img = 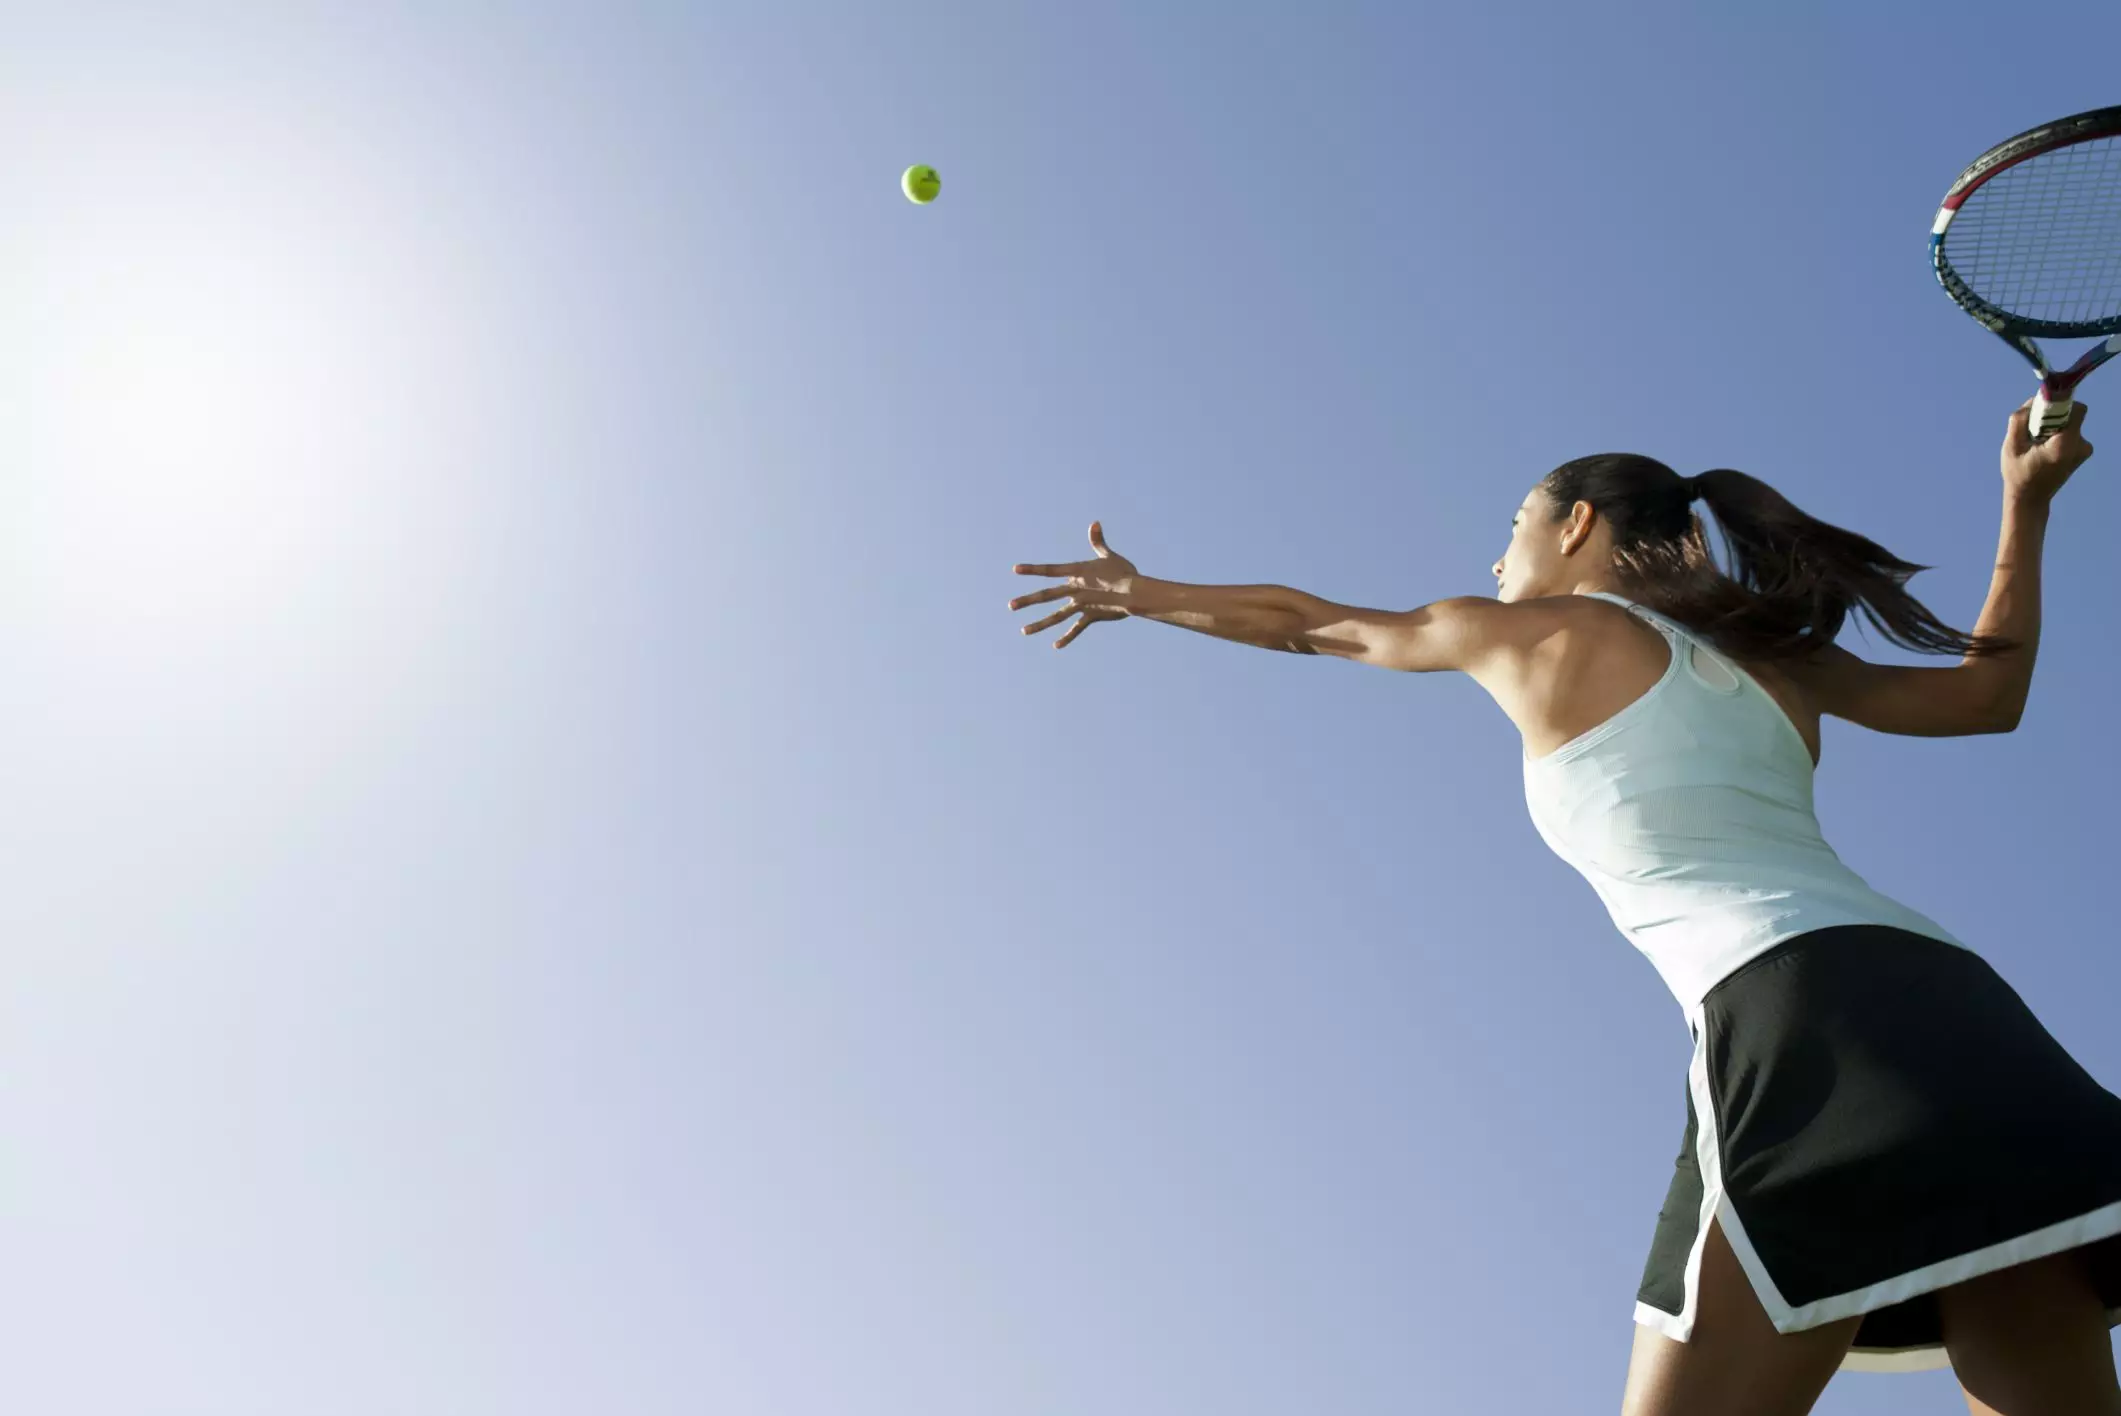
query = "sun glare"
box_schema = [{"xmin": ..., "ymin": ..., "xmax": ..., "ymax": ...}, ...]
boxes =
[{"xmin": 27, "ymin": 110, "xmax": 383, "ymax": 642}]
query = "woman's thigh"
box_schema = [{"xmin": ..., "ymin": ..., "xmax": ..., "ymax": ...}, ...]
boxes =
[
  {"xmin": 1621, "ymin": 1218, "xmax": 1860, "ymax": 1416},
  {"xmin": 1940, "ymin": 1247, "xmax": 2121, "ymax": 1416}
]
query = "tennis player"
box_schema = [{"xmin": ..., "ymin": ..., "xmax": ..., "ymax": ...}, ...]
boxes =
[{"xmin": 1010, "ymin": 400, "xmax": 2118, "ymax": 1414}]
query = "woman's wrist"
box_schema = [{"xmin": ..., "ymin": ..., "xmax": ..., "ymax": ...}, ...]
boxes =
[{"xmin": 2003, "ymin": 484, "xmax": 2055, "ymax": 520}]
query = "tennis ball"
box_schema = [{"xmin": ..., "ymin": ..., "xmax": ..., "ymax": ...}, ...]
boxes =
[{"xmin": 902, "ymin": 164, "xmax": 941, "ymax": 204}]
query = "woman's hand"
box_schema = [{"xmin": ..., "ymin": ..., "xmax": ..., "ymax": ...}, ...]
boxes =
[
  {"xmin": 1009, "ymin": 521, "xmax": 1141, "ymax": 649},
  {"xmin": 2003, "ymin": 398, "xmax": 2094, "ymax": 507}
]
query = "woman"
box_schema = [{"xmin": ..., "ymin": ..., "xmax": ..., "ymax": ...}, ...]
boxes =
[{"xmin": 1009, "ymin": 401, "xmax": 2121, "ymax": 1415}]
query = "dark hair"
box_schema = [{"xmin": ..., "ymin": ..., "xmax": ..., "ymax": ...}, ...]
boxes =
[{"xmin": 1538, "ymin": 454, "xmax": 2010, "ymax": 661}]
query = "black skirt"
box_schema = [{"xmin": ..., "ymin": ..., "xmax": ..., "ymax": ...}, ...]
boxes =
[{"xmin": 1636, "ymin": 924, "xmax": 2121, "ymax": 1373}]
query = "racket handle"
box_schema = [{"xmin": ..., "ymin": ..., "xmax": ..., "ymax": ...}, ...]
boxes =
[{"xmin": 2030, "ymin": 384, "xmax": 2074, "ymax": 440}]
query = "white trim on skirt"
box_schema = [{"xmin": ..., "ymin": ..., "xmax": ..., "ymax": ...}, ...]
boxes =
[{"xmin": 1632, "ymin": 1006, "xmax": 2121, "ymax": 1374}]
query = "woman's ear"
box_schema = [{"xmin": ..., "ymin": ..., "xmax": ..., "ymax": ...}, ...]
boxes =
[{"xmin": 1559, "ymin": 499, "xmax": 1597, "ymax": 556}]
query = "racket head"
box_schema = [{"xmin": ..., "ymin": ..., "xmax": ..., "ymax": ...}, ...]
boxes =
[{"xmin": 1931, "ymin": 105, "xmax": 2121, "ymax": 342}]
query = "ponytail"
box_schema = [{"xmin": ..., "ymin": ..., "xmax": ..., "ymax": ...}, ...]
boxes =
[{"xmin": 1540, "ymin": 454, "xmax": 2009, "ymax": 661}]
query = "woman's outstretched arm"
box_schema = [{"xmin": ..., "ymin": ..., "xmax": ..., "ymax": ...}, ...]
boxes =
[{"xmin": 1009, "ymin": 521, "xmax": 1550, "ymax": 673}]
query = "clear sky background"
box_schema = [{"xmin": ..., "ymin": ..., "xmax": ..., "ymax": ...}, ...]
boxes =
[{"xmin": 5, "ymin": 3, "xmax": 2119, "ymax": 1412}]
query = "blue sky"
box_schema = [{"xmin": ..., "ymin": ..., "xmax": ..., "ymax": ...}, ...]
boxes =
[{"xmin": 5, "ymin": 3, "xmax": 2119, "ymax": 1412}]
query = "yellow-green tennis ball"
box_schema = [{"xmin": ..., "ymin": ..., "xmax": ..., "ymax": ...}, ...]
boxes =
[{"xmin": 902, "ymin": 164, "xmax": 941, "ymax": 204}]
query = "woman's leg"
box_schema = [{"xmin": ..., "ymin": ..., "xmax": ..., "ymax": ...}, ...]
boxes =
[
  {"xmin": 1940, "ymin": 1247, "xmax": 2121, "ymax": 1416},
  {"xmin": 1621, "ymin": 1217, "xmax": 1859, "ymax": 1416}
]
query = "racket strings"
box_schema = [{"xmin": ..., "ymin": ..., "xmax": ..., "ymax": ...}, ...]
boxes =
[{"xmin": 1947, "ymin": 135, "xmax": 2121, "ymax": 327}]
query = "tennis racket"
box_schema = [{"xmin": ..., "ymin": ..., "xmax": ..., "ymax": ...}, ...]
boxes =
[{"xmin": 1931, "ymin": 104, "xmax": 2121, "ymax": 439}]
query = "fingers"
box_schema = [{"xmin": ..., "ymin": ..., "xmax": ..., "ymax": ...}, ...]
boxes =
[
  {"xmin": 2046, "ymin": 399, "xmax": 2091, "ymax": 433},
  {"xmin": 1011, "ymin": 582, "xmax": 1123, "ymax": 612},
  {"xmin": 2006, "ymin": 403, "xmax": 2034, "ymax": 456},
  {"xmin": 1018, "ymin": 522, "xmax": 1118, "ymax": 576},
  {"xmin": 2033, "ymin": 400, "xmax": 2093, "ymax": 456},
  {"xmin": 1012, "ymin": 527, "xmax": 1122, "ymax": 648},
  {"xmin": 1021, "ymin": 604, "xmax": 1077, "ymax": 636},
  {"xmin": 1054, "ymin": 608, "xmax": 1119, "ymax": 649},
  {"xmin": 1014, "ymin": 592, "xmax": 1118, "ymax": 628},
  {"xmin": 1019, "ymin": 604, "xmax": 1120, "ymax": 647},
  {"xmin": 1008, "ymin": 584, "xmax": 1076, "ymax": 611},
  {"xmin": 2056, "ymin": 402, "xmax": 2092, "ymax": 454}
]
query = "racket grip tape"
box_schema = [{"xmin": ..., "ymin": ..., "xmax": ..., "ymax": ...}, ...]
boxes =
[{"xmin": 2030, "ymin": 385, "xmax": 2074, "ymax": 440}]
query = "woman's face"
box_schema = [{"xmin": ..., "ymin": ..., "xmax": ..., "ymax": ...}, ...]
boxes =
[
  {"xmin": 1494, "ymin": 486, "xmax": 1560, "ymax": 603},
  {"xmin": 1494, "ymin": 485, "xmax": 1603, "ymax": 602}
]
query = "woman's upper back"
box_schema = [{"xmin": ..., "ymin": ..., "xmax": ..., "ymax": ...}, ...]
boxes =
[
  {"xmin": 1515, "ymin": 594, "xmax": 1822, "ymax": 765},
  {"xmin": 1514, "ymin": 593, "xmax": 1963, "ymax": 1012}
]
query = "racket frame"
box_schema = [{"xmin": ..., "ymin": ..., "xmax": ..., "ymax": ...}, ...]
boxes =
[{"xmin": 1930, "ymin": 105, "xmax": 2121, "ymax": 437}]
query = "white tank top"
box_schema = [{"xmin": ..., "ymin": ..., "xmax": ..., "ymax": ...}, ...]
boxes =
[{"xmin": 1521, "ymin": 593, "xmax": 1967, "ymax": 1012}]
